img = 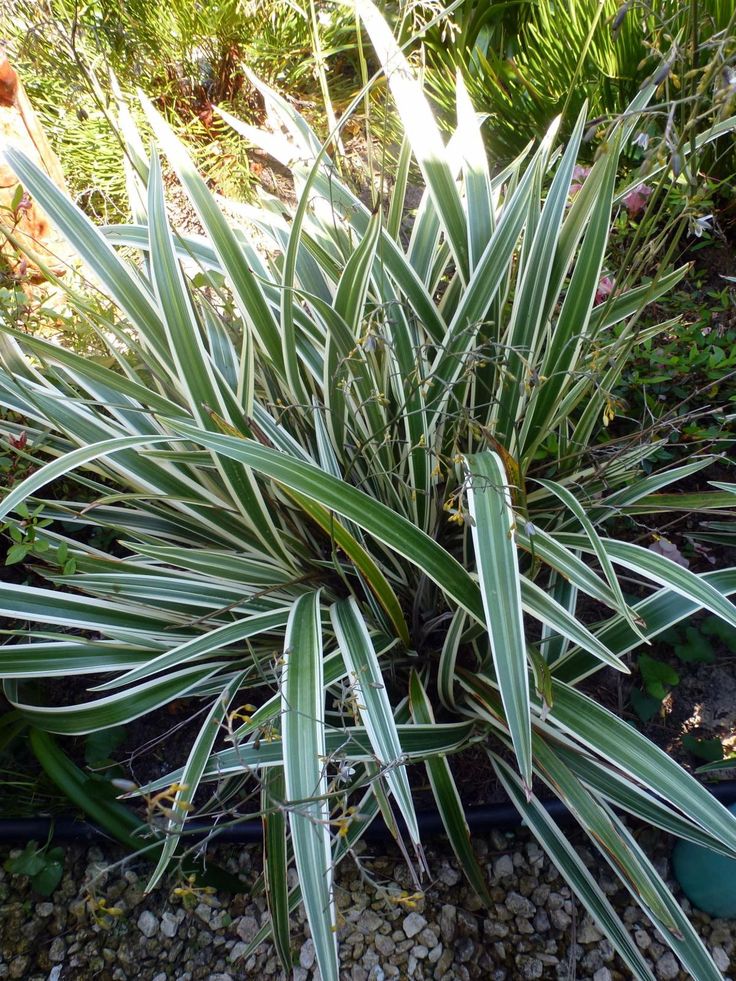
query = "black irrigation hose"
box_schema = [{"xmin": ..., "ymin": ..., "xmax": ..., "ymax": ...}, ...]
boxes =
[{"xmin": 2, "ymin": 780, "xmax": 736, "ymax": 845}]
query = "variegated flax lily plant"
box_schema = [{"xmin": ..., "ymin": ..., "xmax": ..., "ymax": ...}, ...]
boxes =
[{"xmin": 1, "ymin": 3, "xmax": 736, "ymax": 979}]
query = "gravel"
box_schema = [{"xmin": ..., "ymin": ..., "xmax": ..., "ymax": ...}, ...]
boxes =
[{"xmin": 0, "ymin": 826, "xmax": 734, "ymax": 980}]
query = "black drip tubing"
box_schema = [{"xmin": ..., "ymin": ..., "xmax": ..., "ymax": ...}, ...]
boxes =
[{"xmin": 2, "ymin": 780, "xmax": 736, "ymax": 845}]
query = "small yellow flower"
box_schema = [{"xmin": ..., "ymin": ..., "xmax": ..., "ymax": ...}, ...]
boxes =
[{"xmin": 230, "ymin": 703, "xmax": 257, "ymax": 724}]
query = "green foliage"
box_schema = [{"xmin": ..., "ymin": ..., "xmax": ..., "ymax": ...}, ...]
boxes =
[
  {"xmin": 84, "ymin": 725, "xmax": 126, "ymax": 767},
  {"xmin": 4, "ymin": 840, "xmax": 65, "ymax": 897},
  {"xmin": 638, "ymin": 651, "xmax": 680, "ymax": 701},
  {"xmin": 682, "ymin": 733, "xmax": 724, "ymax": 763},
  {"xmin": 1, "ymin": 5, "xmax": 736, "ymax": 978},
  {"xmin": 6, "ymin": 0, "xmax": 360, "ymax": 212},
  {"xmin": 421, "ymin": 0, "xmax": 736, "ymax": 168}
]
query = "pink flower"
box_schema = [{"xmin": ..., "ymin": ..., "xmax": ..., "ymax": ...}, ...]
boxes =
[
  {"xmin": 569, "ymin": 165, "xmax": 590, "ymax": 197},
  {"xmin": 622, "ymin": 184, "xmax": 652, "ymax": 217},
  {"xmin": 595, "ymin": 276, "xmax": 615, "ymax": 304}
]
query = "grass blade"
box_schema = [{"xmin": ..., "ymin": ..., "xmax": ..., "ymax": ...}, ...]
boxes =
[
  {"xmin": 146, "ymin": 671, "xmax": 246, "ymax": 891},
  {"xmin": 331, "ymin": 598, "xmax": 419, "ymax": 844},
  {"xmin": 282, "ymin": 592, "xmax": 338, "ymax": 981},
  {"xmin": 356, "ymin": 0, "xmax": 469, "ymax": 281},
  {"xmin": 466, "ymin": 451, "xmax": 531, "ymax": 791},
  {"xmin": 262, "ymin": 766, "xmax": 293, "ymax": 975}
]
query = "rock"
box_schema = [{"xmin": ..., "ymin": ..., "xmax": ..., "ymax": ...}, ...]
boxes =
[
  {"xmin": 549, "ymin": 908, "xmax": 572, "ymax": 931},
  {"xmin": 635, "ymin": 929, "xmax": 651, "ymax": 949},
  {"xmin": 194, "ymin": 902, "xmax": 214, "ymax": 925},
  {"xmin": 577, "ymin": 918, "xmax": 603, "ymax": 943},
  {"xmin": 455, "ymin": 936, "xmax": 475, "ymax": 962},
  {"xmin": 375, "ymin": 933, "xmax": 395, "ymax": 956},
  {"xmin": 493, "ymin": 854, "xmax": 514, "ymax": 879},
  {"xmin": 517, "ymin": 956, "xmax": 543, "ymax": 979},
  {"xmin": 593, "ymin": 970, "xmax": 613, "ymax": 981},
  {"xmin": 299, "ymin": 938, "xmax": 316, "ymax": 970},
  {"xmin": 35, "ymin": 902, "xmax": 54, "ymax": 917},
  {"xmin": 228, "ymin": 942, "xmax": 248, "ymax": 963},
  {"xmin": 49, "ymin": 937, "xmax": 66, "ymax": 962},
  {"xmin": 403, "ymin": 911, "xmax": 427, "ymax": 938},
  {"xmin": 439, "ymin": 904, "xmax": 457, "ymax": 943},
  {"xmin": 428, "ymin": 943, "xmax": 444, "ymax": 964},
  {"xmin": 359, "ymin": 910, "xmax": 383, "ymax": 935},
  {"xmin": 582, "ymin": 949, "xmax": 604, "ymax": 974},
  {"xmin": 438, "ymin": 864, "xmax": 461, "ymax": 887},
  {"xmin": 533, "ymin": 910, "xmax": 550, "ymax": 933},
  {"xmin": 137, "ymin": 910, "xmax": 158, "ymax": 938},
  {"xmin": 411, "ymin": 944, "xmax": 429, "ymax": 959},
  {"xmin": 235, "ymin": 915, "xmax": 260, "ymax": 942},
  {"xmin": 8, "ymin": 957, "xmax": 29, "ymax": 979},
  {"xmin": 532, "ymin": 884, "xmax": 550, "ymax": 906},
  {"xmin": 712, "ymin": 946, "xmax": 730, "ymax": 972},
  {"xmin": 160, "ymin": 911, "xmax": 179, "ymax": 938},
  {"xmin": 655, "ymin": 952, "xmax": 681, "ymax": 979},
  {"xmin": 505, "ymin": 892, "xmax": 536, "ymax": 918},
  {"xmin": 434, "ymin": 947, "xmax": 454, "ymax": 975},
  {"xmin": 418, "ymin": 927, "xmax": 439, "ymax": 948}
]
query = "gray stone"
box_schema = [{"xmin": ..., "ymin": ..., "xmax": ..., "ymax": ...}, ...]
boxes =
[
  {"xmin": 49, "ymin": 937, "xmax": 66, "ymax": 962},
  {"xmin": 712, "ymin": 946, "xmax": 730, "ymax": 972},
  {"xmin": 532, "ymin": 884, "xmax": 550, "ymax": 906},
  {"xmin": 577, "ymin": 919, "xmax": 603, "ymax": 944},
  {"xmin": 228, "ymin": 942, "xmax": 248, "ymax": 963},
  {"xmin": 517, "ymin": 956, "xmax": 543, "ymax": 979},
  {"xmin": 655, "ymin": 952, "xmax": 681, "ymax": 980},
  {"xmin": 403, "ymin": 911, "xmax": 427, "ymax": 938},
  {"xmin": 549, "ymin": 908, "xmax": 572, "ymax": 931},
  {"xmin": 160, "ymin": 911, "xmax": 179, "ymax": 938},
  {"xmin": 506, "ymin": 892, "xmax": 535, "ymax": 918},
  {"xmin": 137, "ymin": 910, "xmax": 158, "ymax": 938},
  {"xmin": 493, "ymin": 854, "xmax": 514, "ymax": 879},
  {"xmin": 8, "ymin": 958, "xmax": 29, "ymax": 980},
  {"xmin": 411, "ymin": 944, "xmax": 429, "ymax": 959},
  {"xmin": 581, "ymin": 949, "xmax": 604, "ymax": 974},
  {"xmin": 375, "ymin": 934, "xmax": 395, "ymax": 956},
  {"xmin": 456, "ymin": 936, "xmax": 475, "ymax": 962},
  {"xmin": 533, "ymin": 910, "xmax": 550, "ymax": 933},
  {"xmin": 593, "ymin": 970, "xmax": 613, "ymax": 981},
  {"xmin": 438, "ymin": 865, "xmax": 462, "ymax": 887},
  {"xmin": 439, "ymin": 903, "xmax": 457, "ymax": 944},
  {"xmin": 35, "ymin": 902, "xmax": 54, "ymax": 917},
  {"xmin": 299, "ymin": 938, "xmax": 316, "ymax": 970},
  {"xmin": 359, "ymin": 910, "xmax": 383, "ymax": 935},
  {"xmin": 418, "ymin": 927, "xmax": 438, "ymax": 948},
  {"xmin": 235, "ymin": 915, "xmax": 260, "ymax": 942},
  {"xmin": 194, "ymin": 902, "xmax": 214, "ymax": 925},
  {"xmin": 635, "ymin": 929, "xmax": 652, "ymax": 949},
  {"xmin": 427, "ymin": 943, "xmax": 443, "ymax": 964}
]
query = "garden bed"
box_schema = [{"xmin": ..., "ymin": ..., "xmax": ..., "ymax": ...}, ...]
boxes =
[{"xmin": 2, "ymin": 825, "xmax": 734, "ymax": 980}]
